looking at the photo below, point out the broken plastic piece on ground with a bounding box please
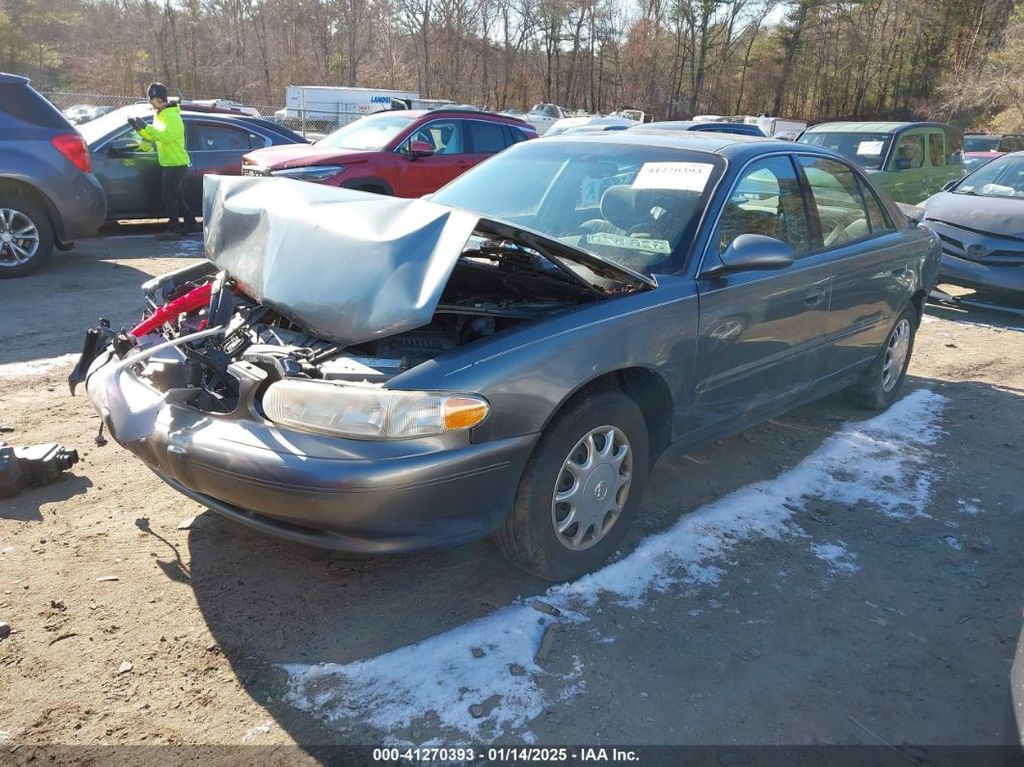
[68,319,113,395]
[0,442,80,498]
[928,287,1024,319]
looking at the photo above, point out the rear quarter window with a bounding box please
[0,83,71,130]
[468,120,507,154]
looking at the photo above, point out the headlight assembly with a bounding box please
[272,164,345,182]
[262,379,489,440]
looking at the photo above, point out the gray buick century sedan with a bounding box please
[73,132,940,581]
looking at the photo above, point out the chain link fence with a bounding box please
[39,91,350,140]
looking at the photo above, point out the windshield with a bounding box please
[964,136,1000,152]
[432,139,726,275]
[316,112,416,150]
[77,104,149,144]
[954,154,1024,198]
[798,132,892,170]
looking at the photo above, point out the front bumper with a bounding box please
[85,350,537,553]
[926,219,1024,300]
[939,253,1024,300]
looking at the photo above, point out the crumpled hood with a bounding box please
[203,175,480,345]
[921,192,1024,239]
[202,176,652,346]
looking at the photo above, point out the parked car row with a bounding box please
[0,76,540,276]
[964,133,1024,172]
[2,71,1021,309]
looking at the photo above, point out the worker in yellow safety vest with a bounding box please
[127,82,198,240]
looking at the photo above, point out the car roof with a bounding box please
[803,121,953,133]
[0,72,30,85]
[412,107,534,127]
[543,129,825,162]
[643,120,754,130]
[99,103,280,124]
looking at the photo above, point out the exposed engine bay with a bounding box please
[70,233,641,418]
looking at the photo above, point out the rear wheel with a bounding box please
[495,390,650,581]
[0,195,54,278]
[844,306,917,410]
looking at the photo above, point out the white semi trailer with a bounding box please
[276,85,421,130]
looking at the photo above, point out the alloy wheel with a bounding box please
[0,208,40,267]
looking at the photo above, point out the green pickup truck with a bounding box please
[798,121,965,204]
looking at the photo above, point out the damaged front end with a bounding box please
[67,177,650,549]
[73,177,648,443]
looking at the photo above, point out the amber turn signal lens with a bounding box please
[444,397,489,430]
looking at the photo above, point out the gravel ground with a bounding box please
[1,235,1022,754]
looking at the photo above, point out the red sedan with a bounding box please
[241,108,536,196]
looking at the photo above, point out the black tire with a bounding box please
[495,389,650,581]
[0,193,54,279]
[844,306,918,410]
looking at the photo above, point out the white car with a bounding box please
[525,103,571,135]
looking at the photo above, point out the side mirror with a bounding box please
[707,234,794,275]
[408,140,435,158]
[107,138,141,156]
[941,179,957,192]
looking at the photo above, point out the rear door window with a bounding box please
[192,122,253,151]
[467,120,508,154]
[857,178,895,234]
[504,125,530,145]
[0,83,72,130]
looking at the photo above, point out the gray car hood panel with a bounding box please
[922,192,1024,240]
[202,176,650,345]
[203,176,484,345]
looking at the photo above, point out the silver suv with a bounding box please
[0,73,107,277]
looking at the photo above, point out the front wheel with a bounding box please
[0,196,54,278]
[844,306,917,410]
[495,389,650,581]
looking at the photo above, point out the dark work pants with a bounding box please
[160,165,196,230]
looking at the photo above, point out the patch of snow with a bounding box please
[0,353,78,380]
[241,720,273,743]
[941,535,962,550]
[810,542,859,574]
[957,498,982,516]
[282,389,947,742]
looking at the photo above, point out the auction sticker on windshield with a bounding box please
[633,162,714,192]
[857,140,885,156]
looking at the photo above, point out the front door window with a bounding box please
[716,156,811,256]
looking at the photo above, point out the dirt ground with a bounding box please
[1,233,1022,757]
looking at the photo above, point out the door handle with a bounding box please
[804,287,826,306]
